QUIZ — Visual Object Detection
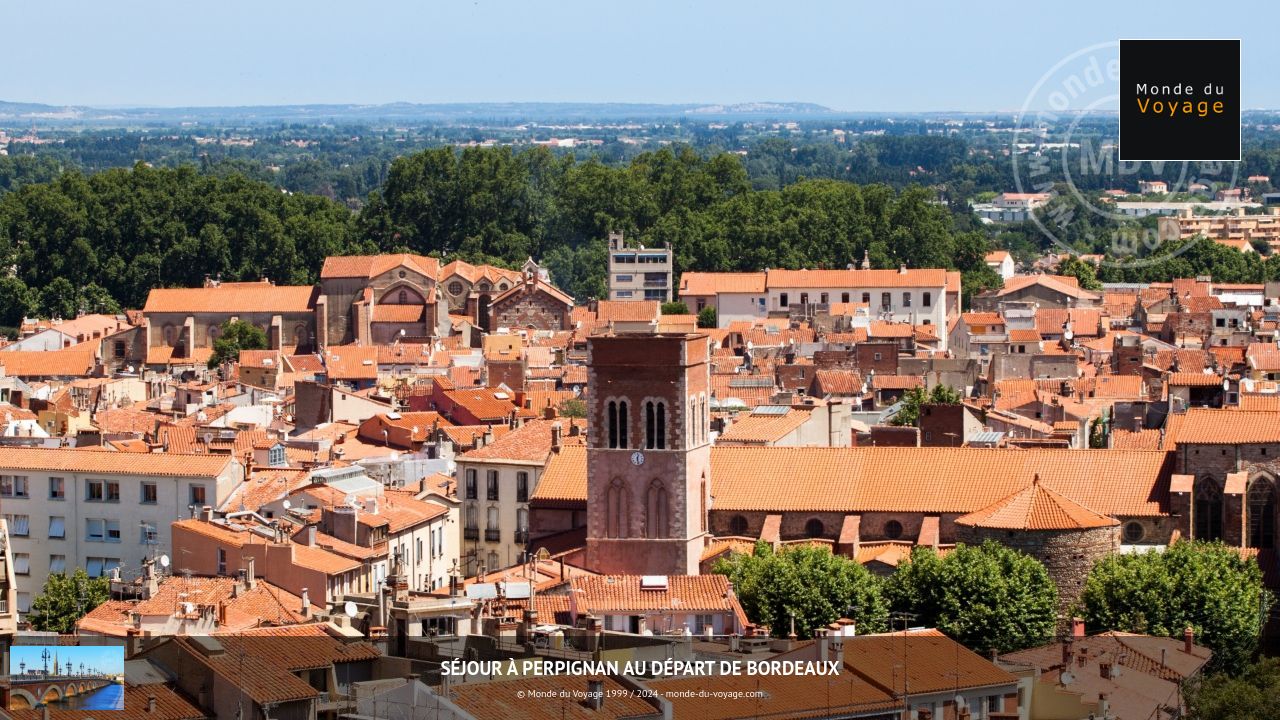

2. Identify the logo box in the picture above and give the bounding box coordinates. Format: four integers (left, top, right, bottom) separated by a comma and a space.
1119, 39, 1240, 161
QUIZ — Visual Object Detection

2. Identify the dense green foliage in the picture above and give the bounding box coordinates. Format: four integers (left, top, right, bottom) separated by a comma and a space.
697, 307, 717, 328
557, 397, 587, 418
660, 301, 689, 315
1185, 657, 1280, 720
29, 569, 111, 634
1081, 541, 1274, 674
209, 319, 269, 368
714, 542, 889, 638
890, 383, 964, 427
884, 542, 1058, 653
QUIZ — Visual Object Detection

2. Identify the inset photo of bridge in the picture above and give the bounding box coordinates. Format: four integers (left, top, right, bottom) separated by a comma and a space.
7, 644, 124, 711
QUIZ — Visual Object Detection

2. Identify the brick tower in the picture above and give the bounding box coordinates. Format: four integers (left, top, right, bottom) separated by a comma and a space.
584, 331, 712, 575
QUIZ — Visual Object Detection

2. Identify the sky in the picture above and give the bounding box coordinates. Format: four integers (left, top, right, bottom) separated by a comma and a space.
10, 645, 124, 676
8, 0, 1279, 111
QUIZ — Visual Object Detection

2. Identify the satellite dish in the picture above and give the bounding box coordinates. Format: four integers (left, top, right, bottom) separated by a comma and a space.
344, 601, 358, 618
181, 602, 195, 614
282, 500, 292, 510
1063, 330, 1074, 341
1060, 670, 1075, 685
159, 554, 170, 569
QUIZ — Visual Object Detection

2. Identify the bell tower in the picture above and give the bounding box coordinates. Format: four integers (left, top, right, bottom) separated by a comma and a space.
585, 331, 712, 575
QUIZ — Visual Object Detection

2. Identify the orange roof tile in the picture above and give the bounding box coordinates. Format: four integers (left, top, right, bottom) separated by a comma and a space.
0, 447, 232, 477
679, 272, 768, 295
1168, 372, 1224, 387
143, 282, 315, 314
955, 476, 1119, 530
323, 346, 379, 381
459, 418, 586, 462
319, 253, 440, 279
1173, 408, 1280, 444
594, 300, 661, 323
718, 408, 812, 444
570, 574, 742, 614
998, 274, 1099, 300
0, 347, 98, 377
1110, 428, 1163, 450
370, 304, 425, 323
871, 374, 924, 390
766, 268, 949, 289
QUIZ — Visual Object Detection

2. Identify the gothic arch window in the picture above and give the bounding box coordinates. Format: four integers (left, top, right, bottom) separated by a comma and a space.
729, 515, 748, 535
606, 478, 629, 539
618, 400, 628, 448
646, 479, 669, 539
606, 399, 629, 449
1247, 476, 1277, 549
645, 400, 666, 449
398, 289, 409, 304
207, 325, 220, 344
1195, 475, 1224, 542
294, 323, 308, 345
700, 474, 708, 533
805, 518, 825, 538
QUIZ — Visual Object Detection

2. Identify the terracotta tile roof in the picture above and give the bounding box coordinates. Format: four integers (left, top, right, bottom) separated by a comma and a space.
74, 599, 136, 636
443, 387, 519, 422
359, 494, 449, 533
320, 253, 440, 279
679, 272, 768, 295
1173, 408, 1280, 444
1037, 308, 1105, 336
439, 423, 513, 448
1246, 342, 1280, 371
9, 683, 207, 720
534, 445, 1171, 517
237, 349, 280, 370
1008, 328, 1043, 342
571, 574, 742, 614
223, 469, 311, 513
1111, 428, 1163, 450
92, 407, 163, 436
459, 418, 587, 462
130, 576, 322, 626
159, 426, 268, 456
651, 661, 899, 719
718, 408, 812, 444
956, 476, 1119, 530
822, 329, 869, 344
370, 304, 425, 323
998, 274, 1099, 300
1168, 371, 1224, 387
812, 369, 863, 396
868, 321, 915, 338
0, 447, 232, 477
439, 259, 523, 285
143, 282, 315, 314
766, 268, 949, 289
168, 637, 318, 704
0, 347, 98, 377
490, 277, 575, 308
450, 674, 658, 720
709, 374, 776, 408
323, 346, 379, 381
986, 250, 1011, 263
962, 312, 1005, 326
594, 300, 661, 322
171, 518, 251, 547
871, 374, 924, 390
1237, 394, 1280, 412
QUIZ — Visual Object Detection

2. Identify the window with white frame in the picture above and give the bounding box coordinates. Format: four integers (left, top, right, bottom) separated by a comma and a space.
1, 475, 28, 498
49, 477, 65, 499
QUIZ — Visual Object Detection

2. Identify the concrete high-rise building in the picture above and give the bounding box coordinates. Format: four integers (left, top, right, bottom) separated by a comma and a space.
606, 231, 673, 302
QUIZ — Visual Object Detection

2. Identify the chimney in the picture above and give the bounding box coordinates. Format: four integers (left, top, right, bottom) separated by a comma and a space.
898, 264, 907, 274
1072, 617, 1085, 638
147, 695, 157, 714
244, 558, 257, 590
1098, 693, 1110, 718
551, 423, 562, 453
1184, 626, 1194, 654
201, 505, 213, 522
370, 497, 379, 515
217, 601, 228, 627
586, 679, 604, 710
305, 525, 317, 547
301, 588, 311, 618
543, 405, 557, 420
815, 628, 829, 661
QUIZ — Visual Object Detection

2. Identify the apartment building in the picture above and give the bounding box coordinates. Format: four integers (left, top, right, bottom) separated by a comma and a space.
0, 448, 243, 614
606, 231, 673, 302
1157, 206, 1280, 252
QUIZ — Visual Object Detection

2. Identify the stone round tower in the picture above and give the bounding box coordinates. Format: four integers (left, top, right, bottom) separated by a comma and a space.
955, 475, 1120, 617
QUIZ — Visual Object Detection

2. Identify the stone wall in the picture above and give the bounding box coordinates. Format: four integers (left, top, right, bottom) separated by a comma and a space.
956, 524, 1120, 616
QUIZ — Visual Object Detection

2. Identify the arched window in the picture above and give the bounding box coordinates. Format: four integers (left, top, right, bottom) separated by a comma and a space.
208, 325, 220, 343
729, 515, 748, 535
645, 401, 666, 449
163, 325, 175, 346
646, 480, 669, 539
1247, 476, 1277, 549
618, 400, 629, 448
606, 478, 629, 539
805, 518, 825, 538
449, 281, 464, 296
294, 323, 308, 345
1195, 476, 1224, 541
700, 475, 708, 533
398, 289, 408, 303
884, 520, 904, 539
607, 401, 618, 448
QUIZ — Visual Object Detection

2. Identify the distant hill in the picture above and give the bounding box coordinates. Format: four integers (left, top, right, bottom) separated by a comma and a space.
0, 100, 839, 126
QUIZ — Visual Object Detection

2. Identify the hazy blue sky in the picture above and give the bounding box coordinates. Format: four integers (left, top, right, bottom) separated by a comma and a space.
10, 645, 124, 676
10, 0, 1277, 110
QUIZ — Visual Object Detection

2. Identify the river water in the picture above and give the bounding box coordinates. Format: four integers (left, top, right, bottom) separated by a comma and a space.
57, 684, 123, 711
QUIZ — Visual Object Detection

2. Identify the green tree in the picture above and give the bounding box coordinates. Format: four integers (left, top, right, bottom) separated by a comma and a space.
660, 301, 689, 315
38, 277, 79, 319
885, 542, 1058, 653
1185, 657, 1280, 720
1057, 255, 1104, 290
0, 276, 34, 329
714, 542, 888, 639
29, 568, 110, 634
890, 383, 963, 427
697, 306, 717, 328
208, 319, 268, 368
557, 397, 587, 418
1081, 541, 1273, 673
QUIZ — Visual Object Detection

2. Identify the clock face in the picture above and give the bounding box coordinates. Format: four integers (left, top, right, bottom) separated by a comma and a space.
630, 451, 645, 467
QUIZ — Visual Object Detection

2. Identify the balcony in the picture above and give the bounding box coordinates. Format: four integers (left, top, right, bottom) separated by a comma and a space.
464, 527, 480, 541
485, 528, 501, 543
514, 530, 529, 545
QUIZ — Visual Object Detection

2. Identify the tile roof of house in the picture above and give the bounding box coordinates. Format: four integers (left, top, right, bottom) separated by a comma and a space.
165, 636, 317, 705
143, 282, 316, 314
1168, 371, 1224, 387
871, 374, 924, 390
766, 268, 949, 289
323, 346, 379, 381
1110, 428, 1164, 450
1008, 328, 1043, 342
370, 304, 426, 323
0, 447, 232, 477
571, 574, 744, 615
490, 277, 576, 308
867, 321, 915, 338
594, 300, 661, 322
9, 682, 207, 720
997, 274, 1099, 300
679, 272, 768, 295
443, 387, 520, 422
91, 407, 163, 436
651, 662, 899, 719
1036, 308, 1105, 337
534, 445, 1171, 517
439, 424, 513, 448
222, 469, 311, 513
0, 347, 98, 377
137, 576, 321, 626
439, 259, 523, 285
1237, 394, 1280, 412
986, 250, 1012, 263
718, 408, 812, 444
1172, 408, 1280, 444
962, 312, 1005, 326
459, 418, 587, 462
837, 633, 1018, 695
955, 476, 1119, 530
812, 369, 863, 396
319, 253, 440, 279
1246, 342, 1280, 371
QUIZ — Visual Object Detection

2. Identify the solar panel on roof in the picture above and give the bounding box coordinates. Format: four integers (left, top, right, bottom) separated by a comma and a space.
503, 582, 532, 599
751, 406, 791, 416
465, 583, 498, 599
729, 377, 774, 388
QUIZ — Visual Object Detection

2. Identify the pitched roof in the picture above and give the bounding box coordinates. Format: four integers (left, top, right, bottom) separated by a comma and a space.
459, 418, 587, 462
718, 408, 812, 444
766, 268, 949, 289
534, 445, 1171, 517
323, 346, 379, 381
594, 300, 660, 322
320, 253, 440, 279
490, 277, 575, 308
0, 447, 232, 477
955, 476, 1119, 530
143, 283, 316, 314
998, 274, 1097, 299
679, 272, 768, 295
1110, 428, 1164, 450
0, 347, 98, 377
570, 574, 742, 614
1173, 408, 1280, 444
370, 304, 425, 323
442, 387, 519, 422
